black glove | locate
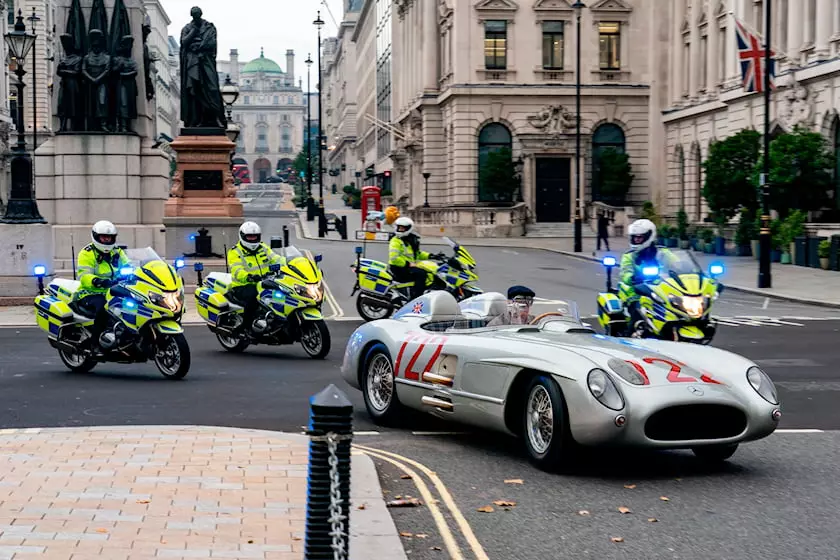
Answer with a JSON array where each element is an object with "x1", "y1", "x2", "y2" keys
[
  {"x1": 247, "y1": 274, "x2": 262, "y2": 282},
  {"x1": 92, "y1": 277, "x2": 116, "y2": 289}
]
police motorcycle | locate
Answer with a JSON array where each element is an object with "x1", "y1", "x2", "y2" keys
[
  {"x1": 351, "y1": 236, "x2": 482, "y2": 322},
  {"x1": 597, "y1": 249, "x2": 724, "y2": 344},
  {"x1": 33, "y1": 248, "x2": 191, "y2": 379},
  {"x1": 194, "y1": 245, "x2": 330, "y2": 359}
]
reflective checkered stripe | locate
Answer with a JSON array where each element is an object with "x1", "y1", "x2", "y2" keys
[
  {"x1": 357, "y1": 259, "x2": 393, "y2": 295},
  {"x1": 436, "y1": 264, "x2": 473, "y2": 289},
  {"x1": 260, "y1": 288, "x2": 302, "y2": 317}
]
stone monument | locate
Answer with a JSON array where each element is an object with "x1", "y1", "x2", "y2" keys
[
  {"x1": 162, "y1": 6, "x2": 242, "y2": 259},
  {"x1": 35, "y1": 0, "x2": 169, "y2": 272}
]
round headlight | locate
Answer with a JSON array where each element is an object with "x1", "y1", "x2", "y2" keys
[
  {"x1": 587, "y1": 369, "x2": 625, "y2": 411},
  {"x1": 747, "y1": 366, "x2": 779, "y2": 405}
]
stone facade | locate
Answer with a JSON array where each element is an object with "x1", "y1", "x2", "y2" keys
[
  {"x1": 217, "y1": 49, "x2": 305, "y2": 182},
  {"x1": 142, "y1": 0, "x2": 179, "y2": 141}
]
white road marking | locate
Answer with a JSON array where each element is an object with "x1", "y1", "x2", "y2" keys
[
  {"x1": 762, "y1": 297, "x2": 770, "y2": 310},
  {"x1": 411, "y1": 431, "x2": 471, "y2": 436},
  {"x1": 354, "y1": 431, "x2": 381, "y2": 436},
  {"x1": 775, "y1": 429, "x2": 824, "y2": 433}
]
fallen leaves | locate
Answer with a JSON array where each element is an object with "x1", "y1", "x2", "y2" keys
[
  {"x1": 95, "y1": 528, "x2": 108, "y2": 534},
  {"x1": 618, "y1": 506, "x2": 632, "y2": 514},
  {"x1": 400, "y1": 532, "x2": 413, "y2": 538},
  {"x1": 577, "y1": 510, "x2": 590, "y2": 516},
  {"x1": 357, "y1": 503, "x2": 367, "y2": 510},
  {"x1": 476, "y1": 505, "x2": 494, "y2": 513},
  {"x1": 386, "y1": 498, "x2": 423, "y2": 508},
  {"x1": 400, "y1": 474, "x2": 412, "y2": 480},
  {"x1": 136, "y1": 499, "x2": 150, "y2": 504},
  {"x1": 493, "y1": 500, "x2": 516, "y2": 508},
  {"x1": 415, "y1": 533, "x2": 429, "y2": 539},
  {"x1": 648, "y1": 518, "x2": 658, "y2": 523},
  {"x1": 660, "y1": 496, "x2": 670, "y2": 502},
  {"x1": 611, "y1": 537, "x2": 624, "y2": 543},
  {"x1": 623, "y1": 484, "x2": 636, "y2": 489},
  {"x1": 247, "y1": 540, "x2": 254, "y2": 544},
  {"x1": 504, "y1": 479, "x2": 524, "y2": 485},
  {"x1": 430, "y1": 546, "x2": 442, "y2": 551}
]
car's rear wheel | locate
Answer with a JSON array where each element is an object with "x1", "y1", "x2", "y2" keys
[
  {"x1": 692, "y1": 443, "x2": 738, "y2": 462},
  {"x1": 361, "y1": 343, "x2": 403, "y2": 426},
  {"x1": 521, "y1": 375, "x2": 572, "y2": 472}
]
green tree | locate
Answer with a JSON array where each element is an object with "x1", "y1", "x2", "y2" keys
[
  {"x1": 762, "y1": 126, "x2": 834, "y2": 218},
  {"x1": 595, "y1": 147, "x2": 634, "y2": 204},
  {"x1": 478, "y1": 147, "x2": 517, "y2": 203},
  {"x1": 702, "y1": 129, "x2": 761, "y2": 224},
  {"x1": 292, "y1": 147, "x2": 320, "y2": 185}
]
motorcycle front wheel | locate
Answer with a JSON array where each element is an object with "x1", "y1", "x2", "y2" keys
[
  {"x1": 154, "y1": 333, "x2": 191, "y2": 379},
  {"x1": 300, "y1": 319, "x2": 331, "y2": 359}
]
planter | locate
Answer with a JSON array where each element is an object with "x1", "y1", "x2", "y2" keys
[
  {"x1": 666, "y1": 238, "x2": 678, "y2": 248},
  {"x1": 751, "y1": 240, "x2": 760, "y2": 260},
  {"x1": 704, "y1": 243, "x2": 714, "y2": 253},
  {"x1": 820, "y1": 257, "x2": 830, "y2": 270},
  {"x1": 678, "y1": 239, "x2": 689, "y2": 249},
  {"x1": 771, "y1": 250, "x2": 781, "y2": 262},
  {"x1": 715, "y1": 236, "x2": 726, "y2": 256},
  {"x1": 780, "y1": 252, "x2": 791, "y2": 264}
]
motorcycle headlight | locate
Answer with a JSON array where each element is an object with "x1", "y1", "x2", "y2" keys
[
  {"x1": 587, "y1": 369, "x2": 625, "y2": 411},
  {"x1": 294, "y1": 281, "x2": 323, "y2": 301},
  {"x1": 149, "y1": 291, "x2": 182, "y2": 312},
  {"x1": 747, "y1": 366, "x2": 779, "y2": 405},
  {"x1": 669, "y1": 295, "x2": 704, "y2": 318}
]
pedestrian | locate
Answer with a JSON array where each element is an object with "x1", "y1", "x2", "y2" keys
[{"x1": 597, "y1": 211, "x2": 611, "y2": 251}]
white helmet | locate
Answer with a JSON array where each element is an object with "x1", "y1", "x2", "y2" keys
[
  {"x1": 91, "y1": 220, "x2": 117, "y2": 253},
  {"x1": 239, "y1": 221, "x2": 262, "y2": 251},
  {"x1": 628, "y1": 219, "x2": 657, "y2": 252},
  {"x1": 393, "y1": 217, "x2": 414, "y2": 238}
]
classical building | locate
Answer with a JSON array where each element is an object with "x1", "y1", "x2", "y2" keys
[
  {"x1": 0, "y1": 1, "x2": 13, "y2": 212},
  {"x1": 143, "y1": 0, "x2": 179, "y2": 142},
  {"x1": 662, "y1": 0, "x2": 840, "y2": 222},
  {"x1": 217, "y1": 48, "x2": 306, "y2": 182}
]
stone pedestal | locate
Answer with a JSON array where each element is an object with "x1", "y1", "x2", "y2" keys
[
  {"x1": 35, "y1": 134, "x2": 169, "y2": 270},
  {"x1": 163, "y1": 134, "x2": 242, "y2": 260},
  {"x1": 0, "y1": 224, "x2": 54, "y2": 297}
]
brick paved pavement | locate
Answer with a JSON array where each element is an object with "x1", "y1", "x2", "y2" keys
[{"x1": 0, "y1": 426, "x2": 327, "y2": 559}]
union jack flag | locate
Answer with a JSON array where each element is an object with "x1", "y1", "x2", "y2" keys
[
  {"x1": 735, "y1": 16, "x2": 776, "y2": 93},
  {"x1": 412, "y1": 301, "x2": 424, "y2": 314}
]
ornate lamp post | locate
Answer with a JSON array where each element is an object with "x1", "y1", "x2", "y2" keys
[
  {"x1": 220, "y1": 74, "x2": 239, "y2": 120},
  {"x1": 572, "y1": 0, "x2": 585, "y2": 252},
  {"x1": 422, "y1": 172, "x2": 431, "y2": 207},
  {"x1": 305, "y1": 53, "x2": 315, "y2": 221},
  {"x1": 314, "y1": 11, "x2": 326, "y2": 237},
  {"x1": 1, "y1": 10, "x2": 42, "y2": 224}
]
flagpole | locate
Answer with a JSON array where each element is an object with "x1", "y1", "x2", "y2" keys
[{"x1": 758, "y1": 0, "x2": 772, "y2": 288}]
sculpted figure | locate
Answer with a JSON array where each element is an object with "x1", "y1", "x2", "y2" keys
[
  {"x1": 82, "y1": 29, "x2": 111, "y2": 132},
  {"x1": 179, "y1": 7, "x2": 226, "y2": 128},
  {"x1": 113, "y1": 35, "x2": 138, "y2": 132},
  {"x1": 56, "y1": 34, "x2": 83, "y2": 132}
]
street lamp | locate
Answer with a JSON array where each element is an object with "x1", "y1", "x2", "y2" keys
[
  {"x1": 220, "y1": 74, "x2": 239, "y2": 120},
  {"x1": 225, "y1": 121, "x2": 240, "y2": 171},
  {"x1": 1, "y1": 10, "x2": 43, "y2": 224},
  {"x1": 422, "y1": 172, "x2": 431, "y2": 207},
  {"x1": 572, "y1": 0, "x2": 585, "y2": 253},
  {"x1": 305, "y1": 53, "x2": 315, "y2": 221},
  {"x1": 314, "y1": 10, "x2": 326, "y2": 237}
]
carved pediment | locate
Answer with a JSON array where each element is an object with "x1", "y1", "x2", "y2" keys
[
  {"x1": 589, "y1": 0, "x2": 632, "y2": 14},
  {"x1": 474, "y1": 0, "x2": 519, "y2": 14},
  {"x1": 532, "y1": 0, "x2": 573, "y2": 15}
]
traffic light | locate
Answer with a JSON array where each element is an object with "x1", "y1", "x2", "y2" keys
[{"x1": 384, "y1": 170, "x2": 391, "y2": 177}]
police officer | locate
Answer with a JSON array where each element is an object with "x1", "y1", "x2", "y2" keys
[
  {"x1": 75, "y1": 220, "x2": 131, "y2": 353},
  {"x1": 226, "y1": 221, "x2": 285, "y2": 332},
  {"x1": 388, "y1": 217, "x2": 439, "y2": 301}
]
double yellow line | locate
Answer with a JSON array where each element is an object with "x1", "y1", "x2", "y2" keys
[{"x1": 353, "y1": 444, "x2": 489, "y2": 560}]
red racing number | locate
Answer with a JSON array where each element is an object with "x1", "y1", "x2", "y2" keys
[
  {"x1": 628, "y1": 357, "x2": 723, "y2": 385},
  {"x1": 395, "y1": 334, "x2": 448, "y2": 381}
]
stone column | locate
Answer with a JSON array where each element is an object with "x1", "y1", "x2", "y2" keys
[
  {"x1": 707, "y1": 0, "x2": 719, "y2": 94},
  {"x1": 725, "y1": 0, "x2": 736, "y2": 85},
  {"x1": 815, "y1": 0, "x2": 832, "y2": 59},
  {"x1": 423, "y1": 0, "x2": 439, "y2": 92},
  {"x1": 787, "y1": 0, "x2": 803, "y2": 63},
  {"x1": 671, "y1": 0, "x2": 685, "y2": 103},
  {"x1": 688, "y1": 2, "x2": 699, "y2": 98}
]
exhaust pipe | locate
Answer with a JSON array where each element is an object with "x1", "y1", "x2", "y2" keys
[
  {"x1": 48, "y1": 337, "x2": 87, "y2": 356},
  {"x1": 359, "y1": 293, "x2": 394, "y2": 309}
]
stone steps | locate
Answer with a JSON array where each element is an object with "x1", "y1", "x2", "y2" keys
[{"x1": 525, "y1": 223, "x2": 597, "y2": 238}]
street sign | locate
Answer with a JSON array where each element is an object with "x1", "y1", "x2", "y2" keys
[{"x1": 355, "y1": 230, "x2": 391, "y2": 241}]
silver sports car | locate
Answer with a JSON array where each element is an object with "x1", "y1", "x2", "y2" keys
[{"x1": 341, "y1": 291, "x2": 781, "y2": 471}]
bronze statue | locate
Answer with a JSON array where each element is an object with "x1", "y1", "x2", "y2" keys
[
  {"x1": 82, "y1": 29, "x2": 111, "y2": 131},
  {"x1": 179, "y1": 6, "x2": 226, "y2": 130},
  {"x1": 142, "y1": 15, "x2": 154, "y2": 100},
  {"x1": 113, "y1": 35, "x2": 138, "y2": 132},
  {"x1": 56, "y1": 34, "x2": 83, "y2": 132}
]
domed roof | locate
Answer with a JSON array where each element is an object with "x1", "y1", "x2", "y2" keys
[{"x1": 242, "y1": 48, "x2": 284, "y2": 75}]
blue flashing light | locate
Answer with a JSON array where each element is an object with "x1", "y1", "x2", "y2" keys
[
  {"x1": 124, "y1": 299, "x2": 137, "y2": 309},
  {"x1": 120, "y1": 266, "x2": 134, "y2": 276},
  {"x1": 194, "y1": 262, "x2": 204, "y2": 272},
  {"x1": 709, "y1": 263, "x2": 724, "y2": 276},
  {"x1": 354, "y1": 246, "x2": 363, "y2": 254},
  {"x1": 642, "y1": 265, "x2": 659, "y2": 277},
  {"x1": 602, "y1": 256, "x2": 617, "y2": 267},
  {"x1": 33, "y1": 265, "x2": 46, "y2": 276},
  {"x1": 175, "y1": 258, "x2": 186, "y2": 269},
  {"x1": 189, "y1": 234, "x2": 197, "y2": 241}
]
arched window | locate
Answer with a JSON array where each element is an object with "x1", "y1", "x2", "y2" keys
[
  {"x1": 477, "y1": 123, "x2": 512, "y2": 202},
  {"x1": 591, "y1": 123, "x2": 626, "y2": 203}
]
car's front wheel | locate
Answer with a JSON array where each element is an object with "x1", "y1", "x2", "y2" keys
[
  {"x1": 361, "y1": 344, "x2": 403, "y2": 426},
  {"x1": 692, "y1": 443, "x2": 738, "y2": 462},
  {"x1": 521, "y1": 375, "x2": 572, "y2": 472}
]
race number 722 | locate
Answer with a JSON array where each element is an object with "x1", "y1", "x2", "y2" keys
[{"x1": 395, "y1": 333, "x2": 448, "y2": 380}]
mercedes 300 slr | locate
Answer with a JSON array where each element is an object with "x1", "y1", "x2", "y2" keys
[{"x1": 340, "y1": 291, "x2": 781, "y2": 471}]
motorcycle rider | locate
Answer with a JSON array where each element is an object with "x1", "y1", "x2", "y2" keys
[
  {"x1": 619, "y1": 218, "x2": 675, "y2": 337},
  {"x1": 389, "y1": 217, "x2": 436, "y2": 301},
  {"x1": 75, "y1": 220, "x2": 131, "y2": 354},
  {"x1": 227, "y1": 221, "x2": 286, "y2": 332},
  {"x1": 487, "y1": 285, "x2": 536, "y2": 326}
]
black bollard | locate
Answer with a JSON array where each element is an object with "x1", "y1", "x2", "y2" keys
[
  {"x1": 340, "y1": 216, "x2": 348, "y2": 240},
  {"x1": 305, "y1": 384, "x2": 353, "y2": 560},
  {"x1": 283, "y1": 225, "x2": 290, "y2": 248},
  {"x1": 318, "y1": 211, "x2": 327, "y2": 238}
]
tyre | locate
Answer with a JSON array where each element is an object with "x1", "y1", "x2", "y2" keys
[
  {"x1": 692, "y1": 443, "x2": 738, "y2": 462},
  {"x1": 216, "y1": 331, "x2": 250, "y2": 353},
  {"x1": 154, "y1": 333, "x2": 190, "y2": 379},
  {"x1": 361, "y1": 343, "x2": 404, "y2": 425},
  {"x1": 300, "y1": 319, "x2": 331, "y2": 359},
  {"x1": 356, "y1": 296, "x2": 393, "y2": 322},
  {"x1": 58, "y1": 347, "x2": 96, "y2": 373},
  {"x1": 521, "y1": 375, "x2": 573, "y2": 472}
]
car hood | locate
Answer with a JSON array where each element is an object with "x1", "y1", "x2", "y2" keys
[{"x1": 484, "y1": 330, "x2": 743, "y2": 386}]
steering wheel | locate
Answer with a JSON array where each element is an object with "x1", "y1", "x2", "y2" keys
[{"x1": 529, "y1": 311, "x2": 565, "y2": 325}]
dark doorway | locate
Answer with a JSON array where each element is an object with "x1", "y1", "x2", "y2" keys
[{"x1": 535, "y1": 157, "x2": 571, "y2": 222}]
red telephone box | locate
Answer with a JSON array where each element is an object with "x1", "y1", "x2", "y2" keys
[{"x1": 361, "y1": 185, "x2": 382, "y2": 228}]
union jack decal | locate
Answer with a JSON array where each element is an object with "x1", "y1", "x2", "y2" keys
[{"x1": 412, "y1": 301, "x2": 424, "y2": 314}]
